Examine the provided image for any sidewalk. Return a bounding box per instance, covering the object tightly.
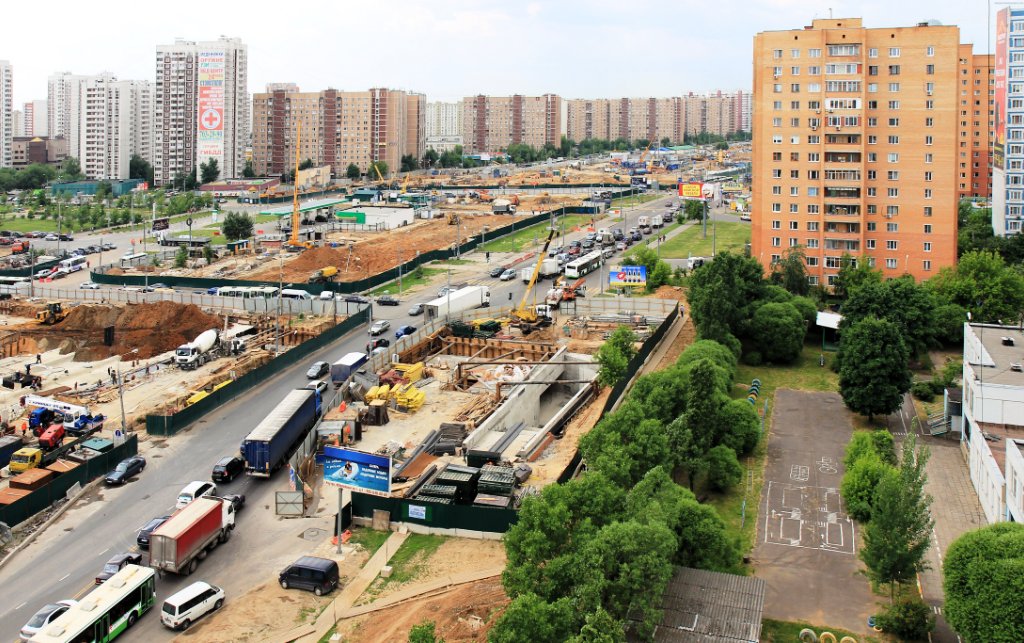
[274,530,409,643]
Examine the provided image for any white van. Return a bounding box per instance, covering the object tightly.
[176,480,217,509]
[280,289,312,300]
[161,581,225,630]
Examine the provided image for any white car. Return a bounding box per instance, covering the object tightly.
[80,281,101,290]
[21,600,77,639]
[161,581,225,630]
[44,234,59,241]
[369,320,391,336]
[318,291,334,301]
[499,269,517,281]
[176,480,218,509]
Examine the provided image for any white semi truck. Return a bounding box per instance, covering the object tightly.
[423,286,491,321]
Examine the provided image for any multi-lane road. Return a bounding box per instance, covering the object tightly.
[0,192,692,640]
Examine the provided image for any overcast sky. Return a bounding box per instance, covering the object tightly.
[4,0,991,106]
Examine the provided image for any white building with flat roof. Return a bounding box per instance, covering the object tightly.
[0,61,12,168]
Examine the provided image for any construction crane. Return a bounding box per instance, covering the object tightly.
[638,142,653,171]
[284,124,313,251]
[511,228,557,334]
[372,162,386,185]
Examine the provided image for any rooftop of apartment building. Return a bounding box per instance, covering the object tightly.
[758,16,958,33]
[969,323,1024,388]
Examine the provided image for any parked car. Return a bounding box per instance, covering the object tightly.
[137,515,171,549]
[488,265,505,278]
[369,320,391,336]
[95,552,143,584]
[160,581,225,631]
[395,325,417,339]
[584,232,597,242]
[20,600,77,639]
[279,556,339,596]
[612,228,625,241]
[631,231,642,242]
[371,346,388,357]
[58,234,73,241]
[319,291,334,301]
[376,295,400,306]
[499,269,516,281]
[547,246,564,257]
[44,234,58,241]
[150,282,169,289]
[408,303,424,316]
[175,480,217,509]
[80,281,101,290]
[344,294,369,304]
[48,269,69,280]
[105,455,146,485]
[366,337,390,352]
[436,286,452,298]
[602,247,615,259]
[740,214,751,221]
[211,456,245,483]
[101,243,116,251]
[306,361,330,379]
[568,246,582,257]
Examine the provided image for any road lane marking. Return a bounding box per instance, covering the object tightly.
[59,573,71,582]
[98,547,110,556]
[15,601,26,610]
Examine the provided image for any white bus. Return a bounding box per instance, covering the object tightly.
[280,288,312,300]
[30,564,156,643]
[58,256,88,273]
[119,253,148,269]
[0,276,31,296]
[564,250,603,279]
[216,286,251,299]
[248,286,279,299]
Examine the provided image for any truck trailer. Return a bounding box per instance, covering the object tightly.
[330,352,369,386]
[241,388,322,477]
[423,286,490,321]
[520,259,561,283]
[149,497,236,576]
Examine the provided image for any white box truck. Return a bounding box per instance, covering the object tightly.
[521,259,561,283]
[424,286,490,320]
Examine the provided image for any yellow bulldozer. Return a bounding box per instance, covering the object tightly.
[445,212,461,225]
[35,302,66,325]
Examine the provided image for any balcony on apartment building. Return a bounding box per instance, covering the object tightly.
[824,133,862,149]
[824,203,862,217]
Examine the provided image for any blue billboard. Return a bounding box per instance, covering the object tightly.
[323,446,392,497]
[608,265,647,288]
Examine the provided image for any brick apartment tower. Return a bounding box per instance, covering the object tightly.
[751,18,962,286]
[461,94,562,155]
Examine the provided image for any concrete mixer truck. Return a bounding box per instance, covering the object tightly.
[175,329,246,370]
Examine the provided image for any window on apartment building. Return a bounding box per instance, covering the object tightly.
[887,153,899,163]
[866,239,877,249]
[925,188,933,199]
[791,170,800,178]
[927,46,935,56]
[924,171,933,181]
[791,151,800,160]
[867,117,878,126]
[924,224,932,234]
[868,135,878,144]
[773,185,782,195]
[809,65,821,75]
[869,48,878,58]
[790,136,801,145]
[889,65,901,75]
[925,153,933,163]
[868,83,878,93]
[867,205,878,214]
[868,152,878,162]
[807,204,820,214]
[808,83,822,92]
[807,221,820,231]
[924,242,932,252]
[889,83,901,92]
[807,240,819,250]
[888,135,900,144]
[867,222,877,231]
[791,117,801,127]
[926,82,935,94]
[925,117,934,127]
[886,222,898,232]
[808,170,820,179]
[926,99,935,110]
[773,135,783,143]
[925,135,934,145]
[790,100,801,109]
[791,84,801,92]
[773,117,783,126]
[790,238,800,247]
[884,259,898,270]
[791,66,801,75]
[867,101,878,109]
[923,260,931,271]
[869,65,880,76]
[828,44,861,56]
[773,66,784,77]
[809,135,821,144]
[887,205,899,216]
[888,100,900,109]
[809,100,821,109]
[773,169,782,178]
[924,206,933,217]
[774,84,783,93]
[790,187,800,197]
[888,188,899,197]
[887,117,900,126]
[791,49,801,58]
[810,48,822,58]
[808,186,819,196]
[772,237,781,247]
[867,187,877,197]
[773,49,783,58]
[889,47,901,57]
[887,170,899,180]
[926,64,935,75]
[789,220,800,230]
[790,204,800,213]
[774,100,783,109]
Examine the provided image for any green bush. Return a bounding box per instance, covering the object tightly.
[840,453,890,522]
[742,350,762,366]
[911,381,935,402]
[706,446,743,492]
[875,597,934,641]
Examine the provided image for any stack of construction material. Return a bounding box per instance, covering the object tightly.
[428,422,468,455]
[478,464,516,496]
[473,493,513,509]
[358,400,389,426]
[416,495,453,505]
[364,384,391,403]
[435,464,480,502]
[394,382,425,412]
[418,484,458,505]
[394,362,425,382]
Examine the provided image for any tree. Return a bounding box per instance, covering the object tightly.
[185,168,199,191]
[408,621,444,643]
[930,250,1024,323]
[422,148,440,168]
[770,246,809,296]
[840,452,890,521]
[714,141,729,150]
[706,446,743,491]
[174,245,188,268]
[346,163,361,181]
[568,609,626,643]
[682,200,704,221]
[129,154,154,186]
[400,154,419,172]
[839,276,937,359]
[944,523,1024,642]
[367,161,389,180]
[832,254,882,299]
[660,137,671,147]
[748,302,806,364]
[60,157,83,181]
[859,437,933,600]
[241,159,256,178]
[298,158,315,171]
[94,181,113,202]
[595,326,637,386]
[221,211,254,241]
[687,252,766,347]
[839,318,912,421]
[199,158,220,184]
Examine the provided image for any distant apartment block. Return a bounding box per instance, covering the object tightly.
[958,51,993,201]
[461,94,562,155]
[12,109,23,138]
[426,101,462,138]
[48,72,153,180]
[250,86,425,178]
[11,136,67,169]
[0,61,12,168]
[154,37,248,186]
[565,92,750,145]
[994,8,1024,235]
[751,17,962,285]
[23,99,46,137]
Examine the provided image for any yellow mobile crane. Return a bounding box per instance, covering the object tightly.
[284,124,313,251]
[511,228,557,335]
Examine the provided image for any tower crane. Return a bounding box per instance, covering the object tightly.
[284,124,313,251]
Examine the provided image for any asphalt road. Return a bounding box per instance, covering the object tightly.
[1,192,679,640]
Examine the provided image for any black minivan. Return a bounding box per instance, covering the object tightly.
[211,456,245,483]
[279,556,340,596]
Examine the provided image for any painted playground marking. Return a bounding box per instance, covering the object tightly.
[763,481,856,555]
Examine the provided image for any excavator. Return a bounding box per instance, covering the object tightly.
[284,124,313,252]
[511,228,557,335]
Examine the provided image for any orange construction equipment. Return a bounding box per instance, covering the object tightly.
[285,124,313,251]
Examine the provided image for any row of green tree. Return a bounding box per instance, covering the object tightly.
[492,337,757,641]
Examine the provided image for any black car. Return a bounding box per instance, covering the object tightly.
[105,455,146,485]
[58,234,73,242]
[367,337,391,352]
[137,515,170,549]
[580,239,596,249]
[95,552,143,584]
[306,361,330,378]
[212,456,245,483]
[222,493,246,511]
[376,295,400,306]
[488,265,505,278]
[344,294,369,304]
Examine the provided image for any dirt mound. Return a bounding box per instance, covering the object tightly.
[281,246,348,274]
[46,302,223,361]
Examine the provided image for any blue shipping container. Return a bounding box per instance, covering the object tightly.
[241,389,322,477]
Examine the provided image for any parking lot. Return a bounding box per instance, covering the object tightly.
[753,390,875,633]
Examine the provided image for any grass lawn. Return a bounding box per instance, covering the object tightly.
[184,229,228,245]
[659,221,750,259]
[370,266,444,296]
[761,618,880,643]
[480,214,599,253]
[365,533,446,596]
[707,344,839,561]
[610,193,660,208]
[347,527,390,558]
[0,217,61,233]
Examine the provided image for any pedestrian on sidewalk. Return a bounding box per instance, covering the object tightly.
[36,353,41,364]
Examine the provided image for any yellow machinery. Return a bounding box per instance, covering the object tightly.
[35,302,65,325]
[511,228,557,330]
[638,143,653,172]
[310,266,339,283]
[445,212,461,225]
[284,124,313,251]
[372,162,386,185]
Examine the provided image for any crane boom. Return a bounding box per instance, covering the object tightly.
[513,227,557,324]
[289,124,302,247]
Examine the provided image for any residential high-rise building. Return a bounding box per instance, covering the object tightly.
[250,86,425,178]
[958,49,993,201]
[154,37,248,185]
[566,93,749,145]
[12,109,23,138]
[47,72,152,179]
[0,61,12,168]
[751,17,961,286]
[993,8,1024,234]
[23,100,46,137]
[461,94,562,155]
[426,101,462,138]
